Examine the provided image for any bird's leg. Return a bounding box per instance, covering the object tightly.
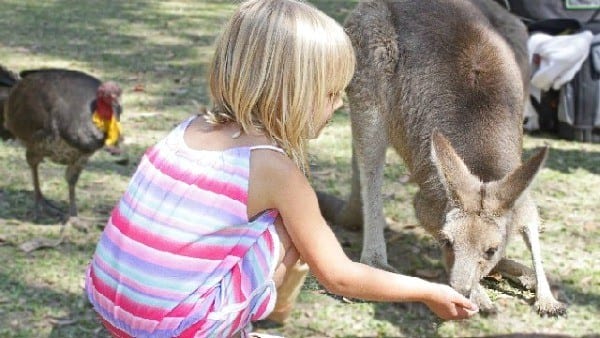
[27,151,62,220]
[64,160,90,230]
[65,162,84,218]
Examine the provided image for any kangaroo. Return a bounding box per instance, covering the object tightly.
[319,0,566,315]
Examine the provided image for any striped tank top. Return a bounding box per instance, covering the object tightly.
[85,116,283,337]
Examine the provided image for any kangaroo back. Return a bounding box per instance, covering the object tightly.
[345,0,529,191]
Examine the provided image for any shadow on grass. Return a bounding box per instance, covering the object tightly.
[543,147,600,175]
[0,265,98,338]
[313,215,600,336]
[483,276,600,320]
[0,188,66,225]
[523,133,600,174]
[0,1,226,108]
[482,334,591,338]
[307,217,445,337]
[0,0,359,78]
[561,282,600,312]
[0,187,114,225]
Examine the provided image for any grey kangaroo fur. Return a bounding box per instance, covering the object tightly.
[319,0,566,315]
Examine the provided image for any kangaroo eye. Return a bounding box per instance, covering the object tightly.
[485,247,498,259]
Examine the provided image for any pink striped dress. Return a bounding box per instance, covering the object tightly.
[85,116,282,337]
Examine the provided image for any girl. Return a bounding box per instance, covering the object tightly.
[85,0,478,337]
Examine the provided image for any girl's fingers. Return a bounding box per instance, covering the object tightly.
[464,307,479,317]
[453,305,474,319]
[453,300,479,318]
[451,292,479,312]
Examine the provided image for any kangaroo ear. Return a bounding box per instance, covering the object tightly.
[487,147,548,210]
[430,130,481,210]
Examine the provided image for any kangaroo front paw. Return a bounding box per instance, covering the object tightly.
[471,285,497,315]
[477,301,497,315]
[535,298,567,317]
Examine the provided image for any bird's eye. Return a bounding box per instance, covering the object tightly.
[485,247,498,259]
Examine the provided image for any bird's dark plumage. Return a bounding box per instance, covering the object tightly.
[0,65,20,140]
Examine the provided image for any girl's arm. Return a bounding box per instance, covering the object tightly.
[249,151,478,320]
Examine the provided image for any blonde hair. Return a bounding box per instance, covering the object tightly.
[206,0,355,173]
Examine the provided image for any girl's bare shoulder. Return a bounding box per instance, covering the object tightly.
[250,146,299,180]
[184,115,271,151]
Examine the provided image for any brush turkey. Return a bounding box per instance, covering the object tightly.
[2,68,123,221]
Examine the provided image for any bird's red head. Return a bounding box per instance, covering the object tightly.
[96,81,122,120]
[97,81,122,103]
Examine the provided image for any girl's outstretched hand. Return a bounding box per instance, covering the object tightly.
[423,283,479,320]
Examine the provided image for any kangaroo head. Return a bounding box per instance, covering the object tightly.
[430,131,547,297]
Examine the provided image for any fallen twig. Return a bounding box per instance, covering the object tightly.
[45,315,79,326]
[19,237,64,253]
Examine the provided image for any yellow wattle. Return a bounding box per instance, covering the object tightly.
[92,111,121,147]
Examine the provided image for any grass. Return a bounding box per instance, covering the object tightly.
[0,1,599,337]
